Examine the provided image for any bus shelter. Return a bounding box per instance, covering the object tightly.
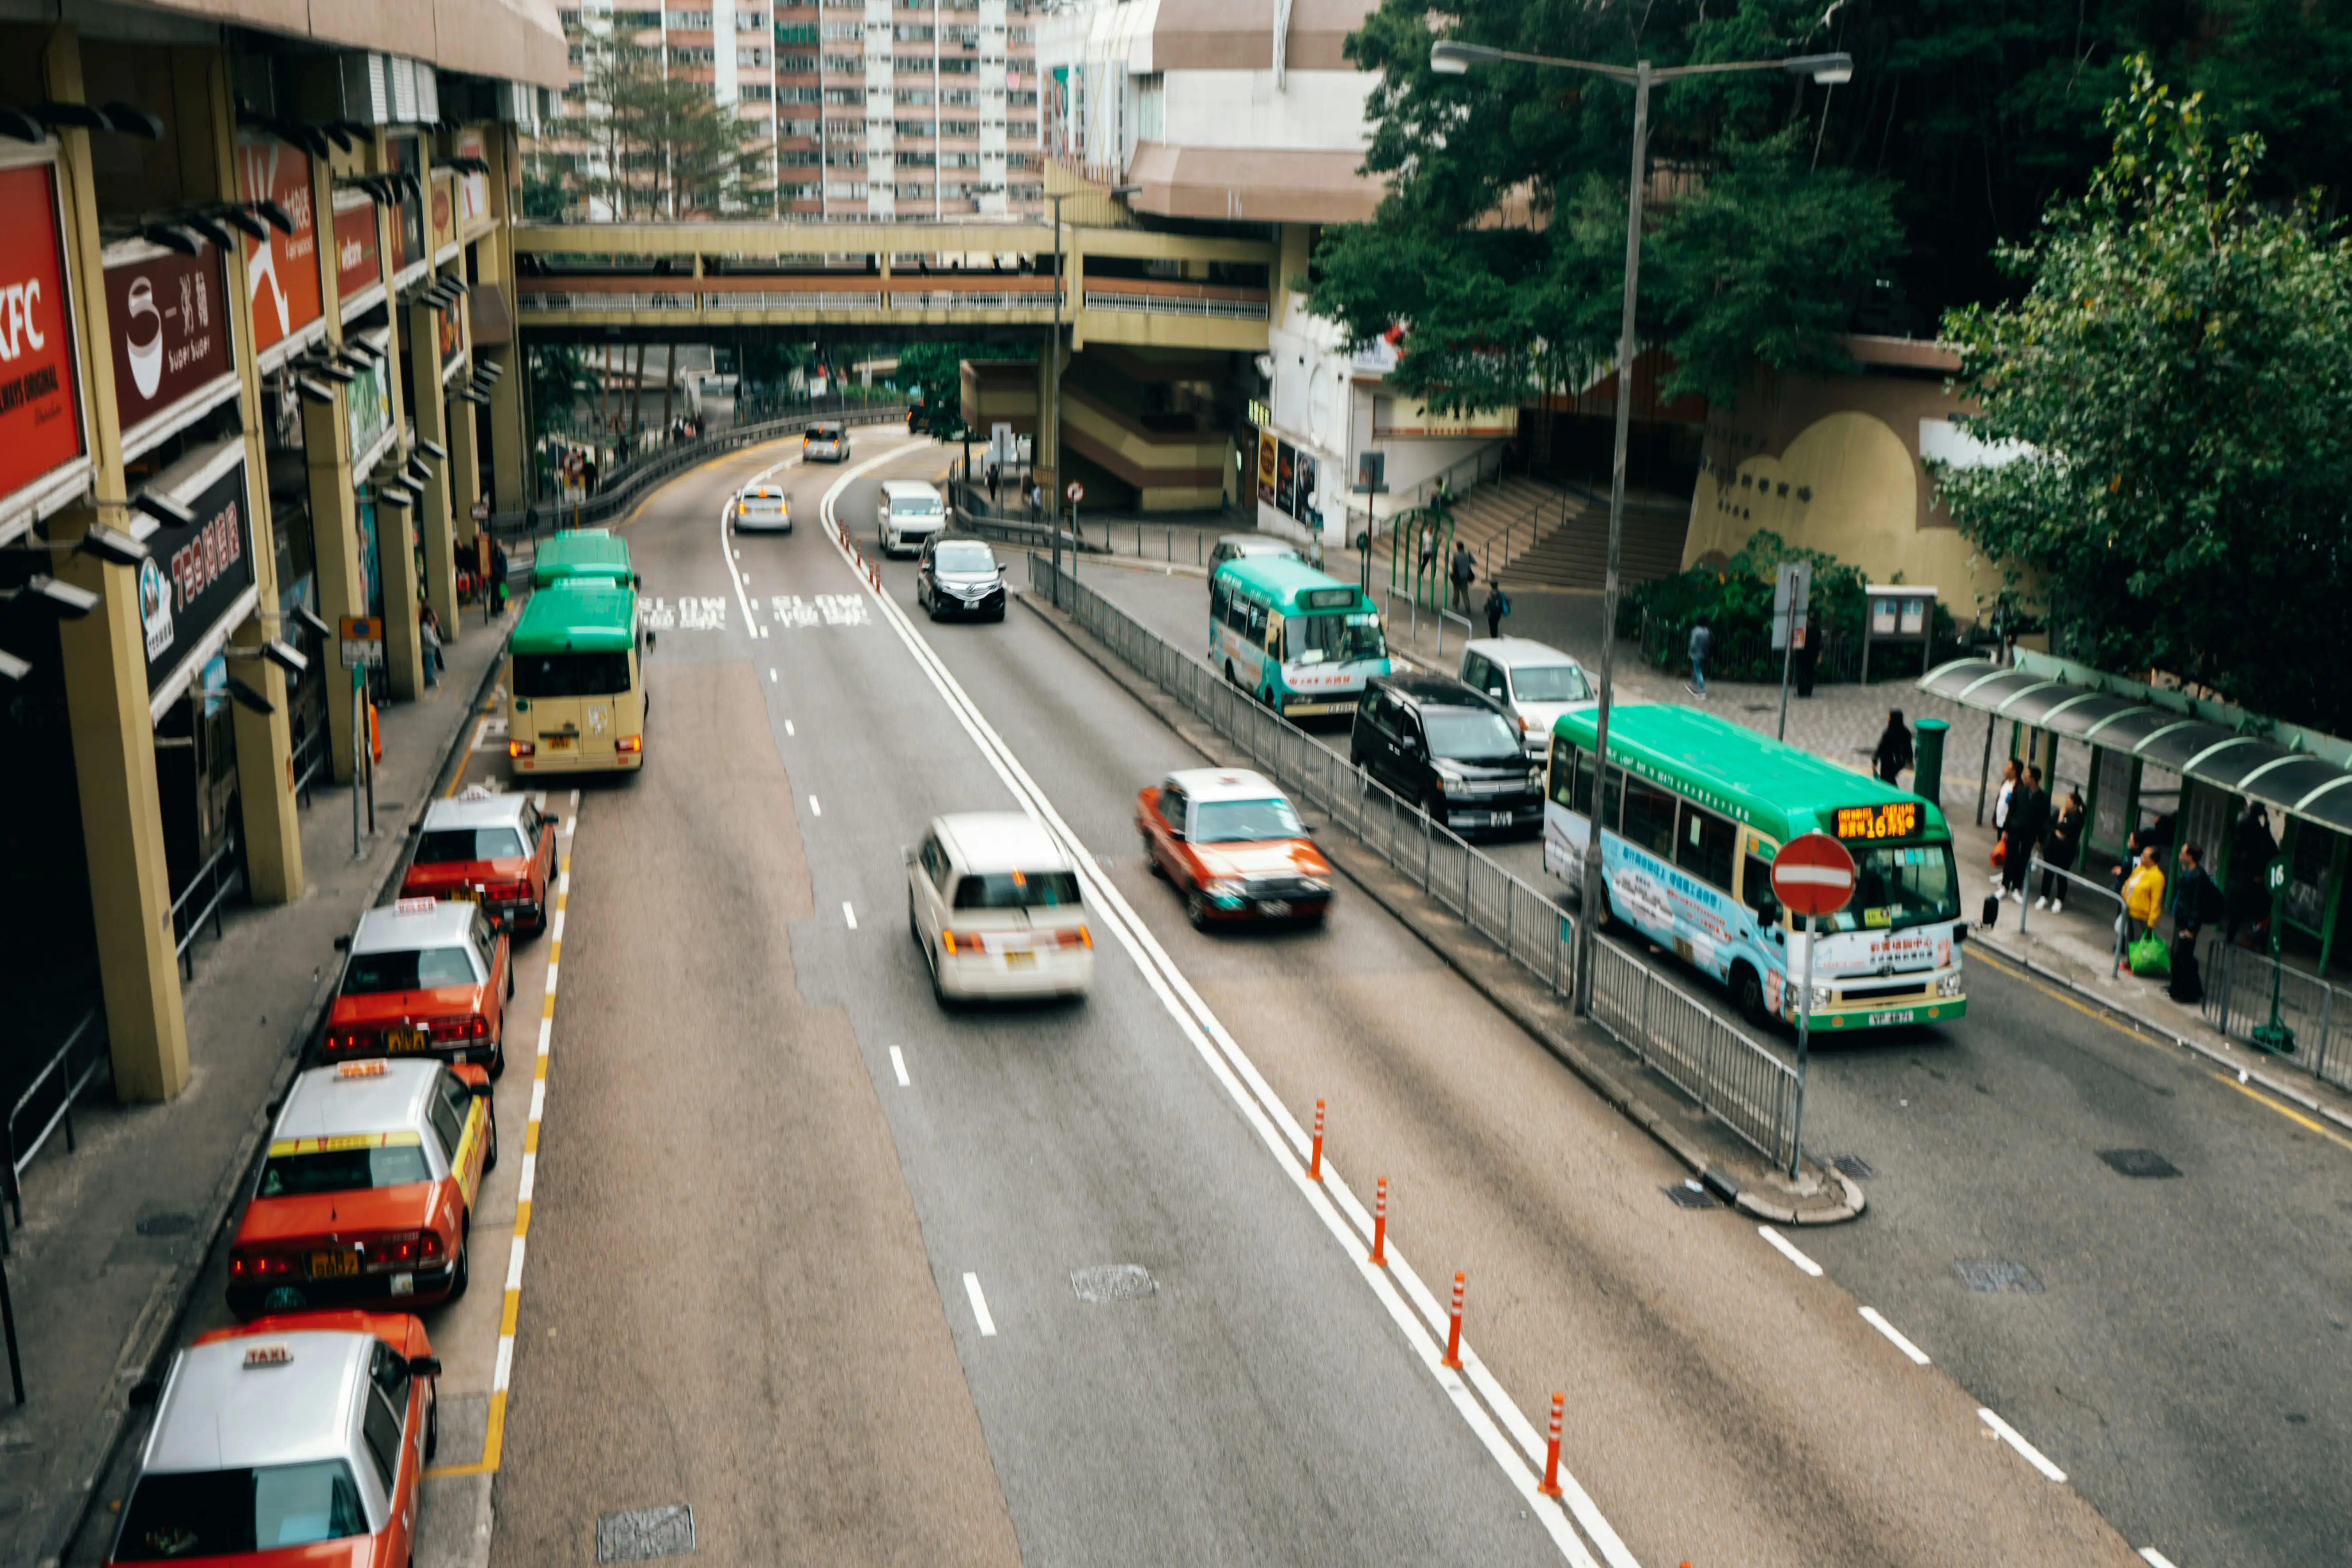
[1920,653,2352,975]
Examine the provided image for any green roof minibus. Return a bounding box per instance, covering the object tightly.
[507,583,647,775]
[1542,703,1965,1031]
[1209,557,1391,718]
[530,530,635,591]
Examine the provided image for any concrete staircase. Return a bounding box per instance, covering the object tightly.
[1373,474,1564,583]
[1498,486,1690,590]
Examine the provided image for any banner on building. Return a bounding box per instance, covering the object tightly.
[140,446,257,714]
[1263,433,1321,529]
[346,351,390,462]
[334,192,382,313]
[1256,429,1277,505]
[437,296,465,374]
[105,243,235,450]
[454,132,492,231]
[428,170,457,258]
[235,136,322,360]
[0,161,88,524]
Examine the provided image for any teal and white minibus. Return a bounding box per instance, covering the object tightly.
[1209,558,1390,718]
[1543,703,1967,1032]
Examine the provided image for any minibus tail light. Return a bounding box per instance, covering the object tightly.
[616,735,642,755]
[509,740,534,759]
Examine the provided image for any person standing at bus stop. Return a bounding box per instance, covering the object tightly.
[1873,709,1914,786]
[2169,843,2218,1003]
[1686,618,1712,698]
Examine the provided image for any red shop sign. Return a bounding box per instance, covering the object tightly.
[0,162,88,508]
[334,193,381,302]
[235,137,322,357]
[105,245,233,437]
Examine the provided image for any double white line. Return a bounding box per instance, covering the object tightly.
[814,462,1638,1568]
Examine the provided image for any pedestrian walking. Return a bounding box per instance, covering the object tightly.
[987,461,1001,503]
[1872,709,1914,787]
[1685,619,1712,697]
[1990,759,2019,887]
[2037,788,2084,912]
[1794,608,1822,697]
[1449,542,1475,615]
[419,601,444,689]
[2002,764,2048,903]
[2226,802,2277,947]
[490,539,510,613]
[2122,845,2166,943]
[2170,843,2218,1004]
[1482,579,1511,639]
[1417,522,1436,584]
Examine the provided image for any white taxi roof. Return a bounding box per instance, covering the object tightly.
[933,812,1070,876]
[351,900,480,956]
[144,1330,371,1473]
[1165,768,1287,805]
[419,792,533,833]
[274,1060,444,1145]
[1464,637,1583,672]
[881,480,941,500]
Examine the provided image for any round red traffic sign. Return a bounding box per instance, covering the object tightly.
[1065,480,1085,503]
[1771,831,1857,919]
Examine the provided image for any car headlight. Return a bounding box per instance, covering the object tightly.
[1525,770,1544,789]
[1298,878,1331,895]
[1937,968,1964,998]
[1809,984,1832,1012]
[1205,879,1248,905]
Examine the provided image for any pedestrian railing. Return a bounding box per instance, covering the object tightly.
[1030,554,1803,1171]
[2205,942,2351,1092]
[1,1004,109,1253]
[2015,858,2130,975]
[290,711,332,807]
[168,831,244,981]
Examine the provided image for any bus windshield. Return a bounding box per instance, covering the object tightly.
[1286,612,1384,665]
[1822,842,1959,932]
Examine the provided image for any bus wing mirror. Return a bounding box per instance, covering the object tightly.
[332,934,352,952]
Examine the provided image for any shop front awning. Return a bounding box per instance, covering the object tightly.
[1921,659,2352,836]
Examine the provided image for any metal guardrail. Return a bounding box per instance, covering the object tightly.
[168,831,244,981]
[2206,941,2350,1091]
[1084,289,1270,321]
[1,1006,109,1251]
[2016,858,2130,975]
[1029,554,1803,1171]
[291,713,331,806]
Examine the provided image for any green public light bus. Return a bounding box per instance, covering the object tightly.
[507,583,647,775]
[530,530,636,591]
[1209,557,1391,718]
[1542,703,1966,1032]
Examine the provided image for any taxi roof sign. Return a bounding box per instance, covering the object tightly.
[337,1060,388,1078]
[395,897,439,913]
[244,1343,292,1367]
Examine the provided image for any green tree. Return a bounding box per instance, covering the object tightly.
[543,26,769,219]
[1935,59,2352,729]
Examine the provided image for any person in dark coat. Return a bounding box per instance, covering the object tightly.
[1872,709,1914,786]
[2036,788,2085,912]
[1449,541,1476,615]
[1482,579,1510,639]
[2001,764,2048,903]
[2227,802,2278,947]
[2170,843,2218,1003]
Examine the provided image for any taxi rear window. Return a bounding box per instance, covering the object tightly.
[952,870,1081,909]
[116,1460,369,1559]
[417,827,528,862]
[344,946,479,993]
[261,1141,433,1197]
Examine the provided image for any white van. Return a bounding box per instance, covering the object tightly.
[1458,637,1596,760]
[877,480,947,556]
[906,812,1093,1004]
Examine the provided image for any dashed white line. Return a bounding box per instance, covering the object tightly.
[504,1236,527,1290]
[1978,1407,2067,1482]
[528,1079,546,1122]
[549,910,565,941]
[808,795,823,817]
[962,1272,997,1337]
[784,720,795,736]
[1858,1307,1931,1365]
[536,1016,551,1056]
[2139,1550,2180,1568]
[888,1045,910,1086]
[841,901,858,929]
[768,668,777,683]
[517,1153,536,1203]
[1757,1225,1822,1277]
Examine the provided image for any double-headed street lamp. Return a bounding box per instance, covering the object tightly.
[1430,38,1853,1017]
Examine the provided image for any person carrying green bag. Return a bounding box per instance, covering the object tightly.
[2123,846,2169,976]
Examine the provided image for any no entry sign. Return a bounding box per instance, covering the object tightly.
[1771,831,1857,920]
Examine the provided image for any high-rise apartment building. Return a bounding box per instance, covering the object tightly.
[553,0,1042,218]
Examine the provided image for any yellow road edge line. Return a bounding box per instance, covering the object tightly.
[2215,1073,2352,1152]
[444,717,488,798]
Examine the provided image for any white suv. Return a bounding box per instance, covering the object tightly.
[877,480,947,556]
[906,812,1093,1004]
[1458,638,1596,760]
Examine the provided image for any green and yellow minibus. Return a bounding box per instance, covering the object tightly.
[1543,703,1966,1031]
[506,583,647,775]
[1209,557,1391,718]
[530,530,635,591]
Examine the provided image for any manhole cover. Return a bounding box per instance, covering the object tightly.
[1954,1259,2043,1294]
[135,1212,198,1237]
[1662,1180,1718,1210]
[596,1505,694,1563]
[2098,1148,2180,1179]
[1069,1264,1156,1304]
[1831,1154,1876,1181]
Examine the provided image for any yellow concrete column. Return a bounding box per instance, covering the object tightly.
[408,295,459,644]
[44,25,189,1100]
[302,390,368,786]
[369,132,423,700]
[475,125,530,513]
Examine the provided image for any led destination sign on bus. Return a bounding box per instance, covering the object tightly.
[1834,801,1920,842]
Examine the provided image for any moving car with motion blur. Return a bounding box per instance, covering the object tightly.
[876,479,948,557]
[906,812,1093,1004]
[733,482,790,533]
[1135,768,1332,927]
[401,790,556,935]
[804,421,850,462]
[916,535,1007,621]
[1350,673,1546,837]
[109,1314,440,1566]
[227,1059,495,1319]
[1207,534,1303,572]
[1457,638,1596,761]
[325,899,512,1076]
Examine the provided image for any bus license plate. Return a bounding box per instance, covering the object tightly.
[1004,950,1036,969]
[545,734,575,751]
[309,1249,359,1279]
[388,1027,430,1053]
[1868,1010,1915,1027]
[1259,900,1292,917]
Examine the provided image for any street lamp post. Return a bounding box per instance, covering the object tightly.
[1431,39,1853,1017]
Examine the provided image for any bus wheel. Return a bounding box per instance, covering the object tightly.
[1730,963,1770,1027]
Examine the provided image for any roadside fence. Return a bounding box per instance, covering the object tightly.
[2205,942,2351,1092]
[1029,554,1803,1172]
[1,1005,109,1254]
[2016,858,2130,975]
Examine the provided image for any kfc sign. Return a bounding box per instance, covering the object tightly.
[140,453,256,703]
[235,137,322,358]
[0,163,87,510]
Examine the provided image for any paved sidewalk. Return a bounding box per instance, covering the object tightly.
[0,606,515,1567]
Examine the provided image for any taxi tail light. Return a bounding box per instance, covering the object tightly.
[432,1015,490,1041]
[941,930,983,955]
[230,1249,295,1279]
[509,740,535,759]
[1055,927,1091,949]
[370,1232,442,1268]
[616,735,642,755]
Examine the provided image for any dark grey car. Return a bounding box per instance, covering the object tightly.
[1348,673,1545,836]
[916,535,1007,621]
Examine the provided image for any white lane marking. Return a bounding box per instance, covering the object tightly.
[2139,1551,2180,1568]
[528,1079,546,1123]
[557,870,570,895]
[784,720,796,737]
[536,1016,552,1056]
[1858,1307,1931,1365]
[842,901,858,929]
[550,910,566,941]
[809,795,823,818]
[543,964,558,992]
[817,469,1620,1568]
[768,668,777,683]
[1758,1225,1823,1277]
[493,1336,515,1392]
[569,789,581,808]
[716,449,806,632]
[1978,1407,2067,1482]
[889,1045,910,1087]
[517,1153,536,1204]
[505,1236,527,1290]
[962,1272,997,1337]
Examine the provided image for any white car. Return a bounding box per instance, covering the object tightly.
[906,812,1092,1004]
[1208,534,1303,571]
[877,479,948,557]
[1458,638,1597,760]
[733,483,789,532]
[804,421,850,462]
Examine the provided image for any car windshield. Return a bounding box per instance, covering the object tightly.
[1509,664,1592,702]
[811,425,843,439]
[116,1461,370,1559]
[261,1140,434,1197]
[952,870,1083,909]
[1422,707,1522,763]
[1820,842,1961,933]
[933,542,996,573]
[513,651,632,698]
[415,827,527,863]
[1191,797,1306,843]
[344,946,478,993]
[1287,612,1385,665]
[893,497,943,516]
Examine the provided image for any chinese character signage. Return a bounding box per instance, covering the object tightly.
[234,137,321,358]
[428,170,457,257]
[140,454,256,702]
[105,244,233,438]
[0,163,87,511]
[334,193,380,304]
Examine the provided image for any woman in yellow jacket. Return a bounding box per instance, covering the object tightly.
[2122,846,2167,940]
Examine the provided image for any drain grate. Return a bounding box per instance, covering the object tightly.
[135,1212,197,1237]
[2098,1148,2180,1179]
[596,1505,695,1563]
[1954,1259,2043,1294]
[1662,1180,1719,1210]
[1069,1264,1156,1304]
[1831,1154,1876,1182]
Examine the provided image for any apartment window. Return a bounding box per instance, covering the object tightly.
[942,23,977,43]
[612,7,660,23]
[1135,72,1163,141]
[1009,117,1036,137]
[820,21,859,38]
[1009,25,1032,42]
[1007,90,1037,108]
[939,119,977,137]
[568,42,585,64]
[823,86,863,102]
[778,52,816,70]
[824,149,864,166]
[938,56,975,74]
[779,86,822,102]
[739,81,773,99]
[738,45,768,65]
[1009,181,1042,200]
[559,8,583,30]
[897,147,934,164]
[823,117,864,135]
[895,87,933,105]
[939,149,977,168]
[823,180,866,196]
[894,23,933,41]
[775,22,817,42]
[672,8,714,27]
[780,116,819,133]
[942,88,975,106]
[823,52,862,70]
[670,44,715,63]
[738,9,766,27]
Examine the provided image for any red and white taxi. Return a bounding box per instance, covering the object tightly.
[109,1313,439,1566]
[1136,768,1334,927]
[228,1059,495,1319]
[324,899,511,1076]
[400,789,556,934]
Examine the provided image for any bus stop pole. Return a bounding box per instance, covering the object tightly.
[1792,913,1814,1180]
